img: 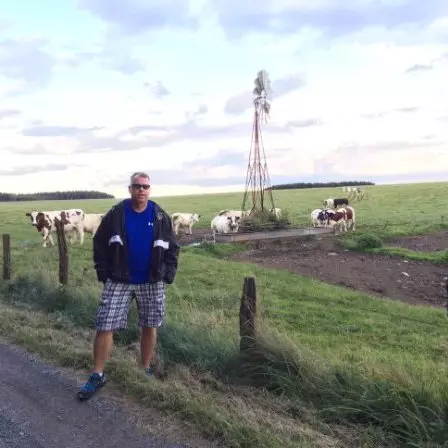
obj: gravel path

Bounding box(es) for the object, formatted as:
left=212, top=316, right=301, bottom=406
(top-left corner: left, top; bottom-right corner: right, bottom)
left=0, top=343, right=185, bottom=448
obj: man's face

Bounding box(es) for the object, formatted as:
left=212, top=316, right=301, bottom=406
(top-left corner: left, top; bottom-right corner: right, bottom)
left=129, top=176, right=151, bottom=202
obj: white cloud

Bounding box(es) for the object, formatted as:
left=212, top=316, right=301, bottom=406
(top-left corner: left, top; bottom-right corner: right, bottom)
left=0, top=0, right=447, bottom=197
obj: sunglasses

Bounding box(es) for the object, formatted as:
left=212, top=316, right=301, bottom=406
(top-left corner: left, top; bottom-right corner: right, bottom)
left=131, top=183, right=150, bottom=190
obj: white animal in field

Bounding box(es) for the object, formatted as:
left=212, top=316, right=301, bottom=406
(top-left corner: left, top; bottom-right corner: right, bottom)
left=327, top=206, right=356, bottom=233
left=353, top=187, right=364, bottom=200
left=341, top=205, right=356, bottom=231
left=217, top=209, right=248, bottom=219
left=310, top=208, right=328, bottom=227
left=323, top=198, right=349, bottom=209
left=82, top=213, right=104, bottom=236
left=211, top=214, right=240, bottom=234
left=327, top=209, right=348, bottom=233
left=171, top=212, right=201, bottom=235
left=270, top=207, right=282, bottom=218
left=25, top=209, right=85, bottom=247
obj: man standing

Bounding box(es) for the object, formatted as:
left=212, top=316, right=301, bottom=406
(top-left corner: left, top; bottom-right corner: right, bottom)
left=77, top=172, right=180, bottom=401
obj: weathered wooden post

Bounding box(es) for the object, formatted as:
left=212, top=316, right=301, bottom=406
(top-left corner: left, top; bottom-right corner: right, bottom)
left=2, top=234, right=11, bottom=280
left=55, top=219, right=68, bottom=285
left=445, top=278, right=448, bottom=318
left=239, top=276, right=257, bottom=352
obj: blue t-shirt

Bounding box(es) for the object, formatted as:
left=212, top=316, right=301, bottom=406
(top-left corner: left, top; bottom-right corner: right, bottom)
left=124, top=199, right=155, bottom=284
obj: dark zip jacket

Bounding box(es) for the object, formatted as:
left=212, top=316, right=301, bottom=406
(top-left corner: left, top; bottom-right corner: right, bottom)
left=93, top=199, right=180, bottom=284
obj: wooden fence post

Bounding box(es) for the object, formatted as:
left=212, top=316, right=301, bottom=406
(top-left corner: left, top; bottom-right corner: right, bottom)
left=445, top=278, right=448, bottom=318
left=240, top=276, right=257, bottom=352
left=55, top=220, right=69, bottom=285
left=2, top=234, right=11, bottom=280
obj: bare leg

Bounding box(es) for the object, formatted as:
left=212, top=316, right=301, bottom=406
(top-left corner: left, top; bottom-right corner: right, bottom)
left=140, top=327, right=157, bottom=369
left=93, top=331, right=114, bottom=373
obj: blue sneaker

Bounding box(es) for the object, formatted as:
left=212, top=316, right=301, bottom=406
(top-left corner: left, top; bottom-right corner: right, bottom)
left=77, top=372, right=107, bottom=401
left=144, top=367, right=156, bottom=379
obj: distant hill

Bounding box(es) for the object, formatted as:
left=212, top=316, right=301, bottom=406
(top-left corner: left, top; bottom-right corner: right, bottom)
left=0, top=190, right=115, bottom=202
left=269, top=181, right=375, bottom=191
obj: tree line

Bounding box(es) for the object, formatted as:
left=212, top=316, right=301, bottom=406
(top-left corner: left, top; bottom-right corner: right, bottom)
left=0, top=190, right=115, bottom=202
left=268, top=181, right=375, bottom=191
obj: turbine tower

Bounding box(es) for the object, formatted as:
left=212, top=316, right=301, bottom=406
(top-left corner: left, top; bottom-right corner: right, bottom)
left=241, top=69, right=276, bottom=215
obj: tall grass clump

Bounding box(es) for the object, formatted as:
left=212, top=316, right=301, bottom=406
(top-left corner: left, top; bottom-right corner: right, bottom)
left=0, top=271, right=142, bottom=345
left=1, top=271, right=98, bottom=326
left=234, top=328, right=448, bottom=447
left=341, top=233, right=384, bottom=251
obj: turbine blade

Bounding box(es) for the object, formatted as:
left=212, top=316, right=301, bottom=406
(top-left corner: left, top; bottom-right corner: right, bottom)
left=257, top=70, right=270, bottom=91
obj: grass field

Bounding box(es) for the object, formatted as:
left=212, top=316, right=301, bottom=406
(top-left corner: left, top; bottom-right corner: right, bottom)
left=1, top=182, right=448, bottom=447
left=2, top=181, right=448, bottom=240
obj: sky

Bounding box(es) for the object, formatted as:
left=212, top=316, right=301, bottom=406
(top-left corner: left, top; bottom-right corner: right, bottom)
left=0, top=0, right=447, bottom=198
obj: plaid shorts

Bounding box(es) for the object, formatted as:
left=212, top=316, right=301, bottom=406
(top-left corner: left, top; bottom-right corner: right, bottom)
left=95, top=279, right=165, bottom=331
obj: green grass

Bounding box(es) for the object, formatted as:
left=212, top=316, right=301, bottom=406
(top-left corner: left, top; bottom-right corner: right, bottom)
left=341, top=232, right=448, bottom=265
left=157, top=181, right=448, bottom=236
left=373, top=247, right=448, bottom=264
left=1, top=181, right=448, bottom=447
left=2, top=181, right=448, bottom=240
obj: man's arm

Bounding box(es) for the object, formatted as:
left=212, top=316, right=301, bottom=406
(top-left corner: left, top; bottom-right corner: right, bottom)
left=93, top=211, right=111, bottom=283
left=162, top=212, right=180, bottom=284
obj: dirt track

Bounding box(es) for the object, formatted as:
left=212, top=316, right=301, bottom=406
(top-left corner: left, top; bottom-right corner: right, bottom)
left=0, top=343, right=186, bottom=448
left=230, top=231, right=448, bottom=308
